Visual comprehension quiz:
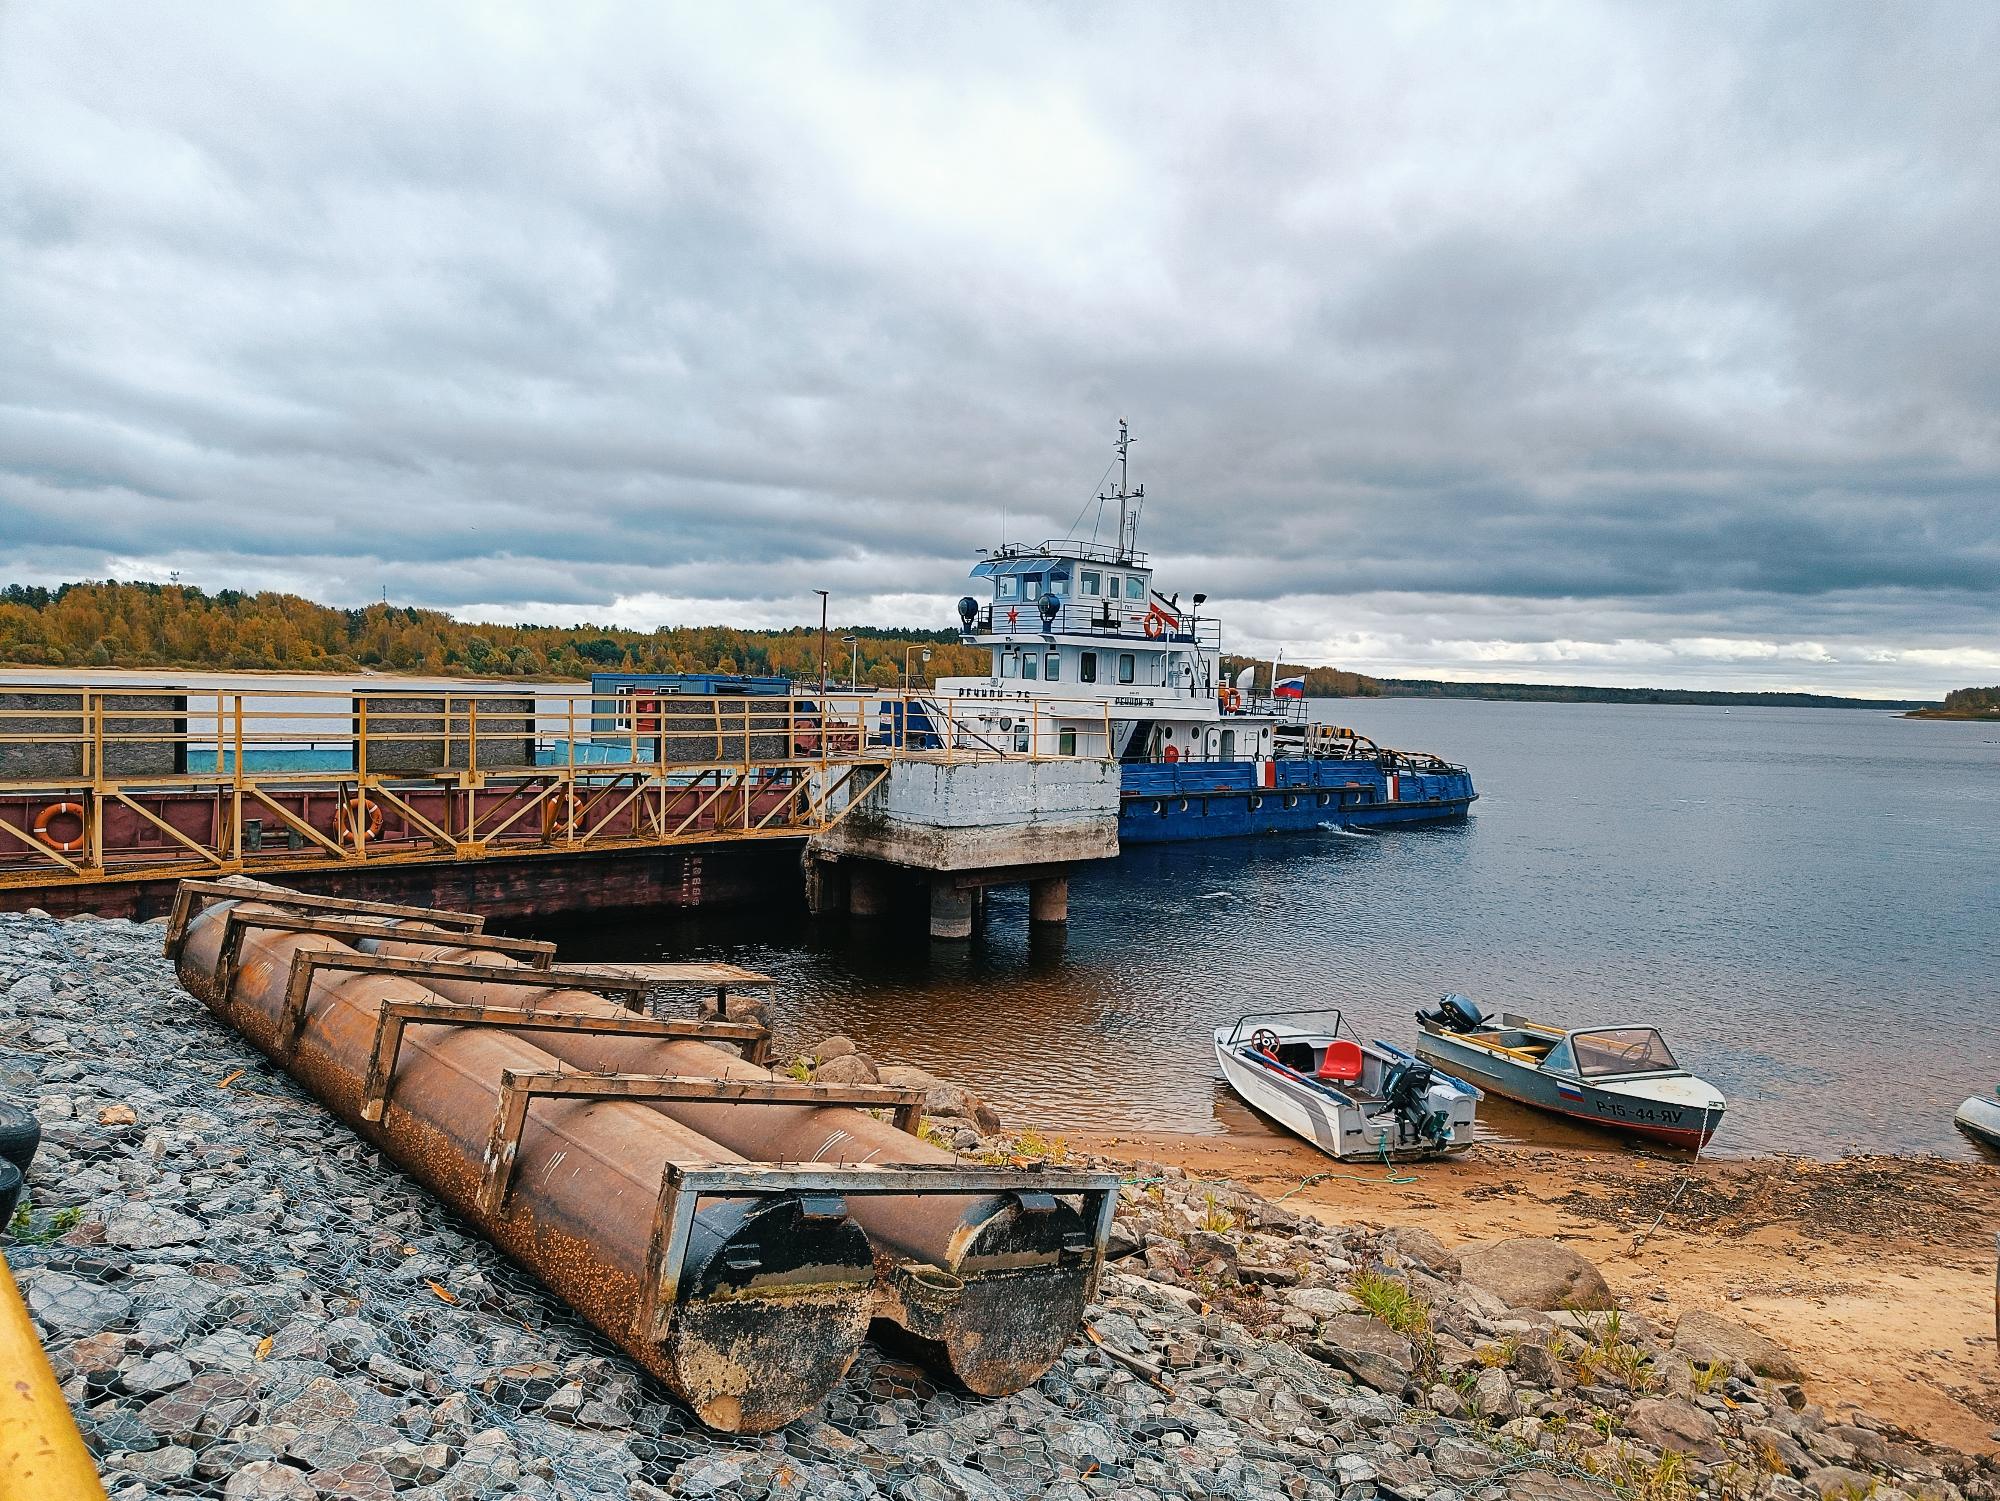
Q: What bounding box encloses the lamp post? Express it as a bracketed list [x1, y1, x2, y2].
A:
[904, 644, 932, 691]
[841, 634, 858, 688]
[814, 591, 830, 697]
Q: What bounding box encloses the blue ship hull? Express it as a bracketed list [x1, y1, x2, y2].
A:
[1119, 758, 1475, 844]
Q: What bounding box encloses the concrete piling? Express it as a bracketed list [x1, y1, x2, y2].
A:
[1029, 875, 1070, 925]
[928, 879, 974, 940]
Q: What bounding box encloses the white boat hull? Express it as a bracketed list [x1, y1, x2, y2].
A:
[1956, 1094, 2000, 1152]
[1213, 1033, 1478, 1161]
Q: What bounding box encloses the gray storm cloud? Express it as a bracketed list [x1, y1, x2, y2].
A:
[1, 2, 1996, 695]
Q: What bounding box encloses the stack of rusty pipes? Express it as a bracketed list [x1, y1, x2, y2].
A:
[165, 878, 1115, 1434]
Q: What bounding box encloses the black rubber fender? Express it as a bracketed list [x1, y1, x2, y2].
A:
[0, 1100, 40, 1176]
[0, 1157, 22, 1232]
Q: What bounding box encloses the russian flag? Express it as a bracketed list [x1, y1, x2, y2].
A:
[1273, 676, 1305, 699]
[1556, 1081, 1585, 1103]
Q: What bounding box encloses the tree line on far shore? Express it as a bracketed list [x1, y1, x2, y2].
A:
[0, 581, 986, 685]
[1941, 685, 2000, 713]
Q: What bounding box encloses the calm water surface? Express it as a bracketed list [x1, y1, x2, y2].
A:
[543, 702, 2000, 1158]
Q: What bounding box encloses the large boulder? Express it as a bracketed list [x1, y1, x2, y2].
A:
[1458, 1238, 1614, 1311]
[1671, 1307, 1803, 1380]
[877, 1064, 1002, 1134]
[1384, 1226, 1461, 1277]
[1625, 1396, 1724, 1462]
[812, 1052, 880, 1087]
[1307, 1313, 1416, 1393]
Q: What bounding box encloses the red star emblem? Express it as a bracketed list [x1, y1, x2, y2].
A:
[1006, 607, 1019, 627]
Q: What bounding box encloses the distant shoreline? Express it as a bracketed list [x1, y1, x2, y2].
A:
[1902, 707, 2000, 720]
[1367, 678, 1929, 710]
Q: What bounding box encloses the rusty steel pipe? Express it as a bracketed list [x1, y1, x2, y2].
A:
[173, 901, 876, 1432]
[355, 934, 1096, 1396]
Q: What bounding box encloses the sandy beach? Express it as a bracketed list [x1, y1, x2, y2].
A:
[1075, 1127, 2000, 1455]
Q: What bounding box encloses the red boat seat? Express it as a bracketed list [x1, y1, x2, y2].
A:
[1316, 1039, 1364, 1085]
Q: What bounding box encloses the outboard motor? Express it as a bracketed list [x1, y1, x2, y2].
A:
[1416, 992, 1485, 1032]
[1382, 1058, 1450, 1148]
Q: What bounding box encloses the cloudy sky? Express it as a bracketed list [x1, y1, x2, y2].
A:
[3, 3, 1997, 695]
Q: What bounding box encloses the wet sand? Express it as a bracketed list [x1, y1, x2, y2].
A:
[1072, 1124, 2000, 1454]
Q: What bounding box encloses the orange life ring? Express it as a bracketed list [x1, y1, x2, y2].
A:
[334, 796, 384, 846]
[1219, 686, 1242, 714]
[32, 801, 86, 854]
[1143, 614, 1167, 640]
[543, 789, 584, 837]
[1163, 743, 1180, 763]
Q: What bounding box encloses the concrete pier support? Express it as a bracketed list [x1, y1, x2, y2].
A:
[1029, 875, 1070, 925]
[929, 879, 974, 940]
[848, 861, 892, 918]
[803, 856, 842, 916]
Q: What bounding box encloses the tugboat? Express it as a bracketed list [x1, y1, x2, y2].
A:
[921, 422, 1477, 842]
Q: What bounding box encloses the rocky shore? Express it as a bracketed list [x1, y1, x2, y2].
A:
[3, 911, 1991, 1500]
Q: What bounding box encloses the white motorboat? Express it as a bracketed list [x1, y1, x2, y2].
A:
[1213, 1009, 1480, 1160]
[1955, 1091, 2000, 1152]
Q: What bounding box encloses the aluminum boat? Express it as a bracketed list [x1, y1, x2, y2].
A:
[1955, 1091, 2000, 1152]
[1413, 993, 1725, 1150]
[1213, 1009, 1480, 1160]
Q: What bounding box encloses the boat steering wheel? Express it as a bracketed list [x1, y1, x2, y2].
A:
[1249, 1028, 1281, 1056]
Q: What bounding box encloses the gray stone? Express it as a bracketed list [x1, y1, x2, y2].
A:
[104, 1202, 205, 1250]
[1287, 1286, 1362, 1320]
[1458, 1238, 1614, 1312]
[26, 1271, 132, 1335]
[305, 1460, 397, 1500]
[121, 1443, 196, 1481]
[1672, 1307, 1804, 1380]
[223, 1460, 317, 1500]
[813, 1051, 881, 1086]
[121, 1349, 193, 1396]
[1308, 1315, 1416, 1393]
[1470, 1366, 1515, 1420]
[1625, 1395, 1724, 1462]
[1385, 1227, 1461, 1277]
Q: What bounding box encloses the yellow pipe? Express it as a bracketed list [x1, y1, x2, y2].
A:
[0, 1255, 107, 1501]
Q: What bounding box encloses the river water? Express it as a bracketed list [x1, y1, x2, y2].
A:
[539, 700, 1999, 1158]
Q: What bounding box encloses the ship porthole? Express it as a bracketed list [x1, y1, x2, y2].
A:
[1248, 795, 1262, 810]
[1177, 798, 1190, 813]
[1283, 794, 1299, 809]
[1317, 792, 1331, 807]
[1152, 800, 1166, 815]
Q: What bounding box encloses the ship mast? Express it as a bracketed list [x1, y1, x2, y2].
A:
[1103, 418, 1144, 562]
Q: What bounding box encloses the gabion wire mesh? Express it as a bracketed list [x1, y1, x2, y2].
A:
[2, 910, 1606, 1501]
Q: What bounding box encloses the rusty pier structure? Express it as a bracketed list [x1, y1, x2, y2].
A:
[0, 683, 1122, 931]
[164, 877, 1118, 1432]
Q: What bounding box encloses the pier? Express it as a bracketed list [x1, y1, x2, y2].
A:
[0, 684, 1120, 925]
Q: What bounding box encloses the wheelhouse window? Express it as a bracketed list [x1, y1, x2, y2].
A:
[1044, 651, 1060, 681]
[1023, 574, 1041, 600]
[1571, 1029, 1681, 1078]
[1049, 572, 1069, 597]
[1080, 652, 1097, 683]
[997, 576, 1018, 599]
[1118, 653, 1136, 684]
[1125, 575, 1145, 600]
[1105, 574, 1120, 598]
[1021, 655, 1038, 680]
[1081, 570, 1101, 596]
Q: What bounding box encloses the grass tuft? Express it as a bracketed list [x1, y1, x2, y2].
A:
[1350, 1269, 1431, 1337]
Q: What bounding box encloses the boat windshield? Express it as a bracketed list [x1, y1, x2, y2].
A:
[1570, 1028, 1680, 1077]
